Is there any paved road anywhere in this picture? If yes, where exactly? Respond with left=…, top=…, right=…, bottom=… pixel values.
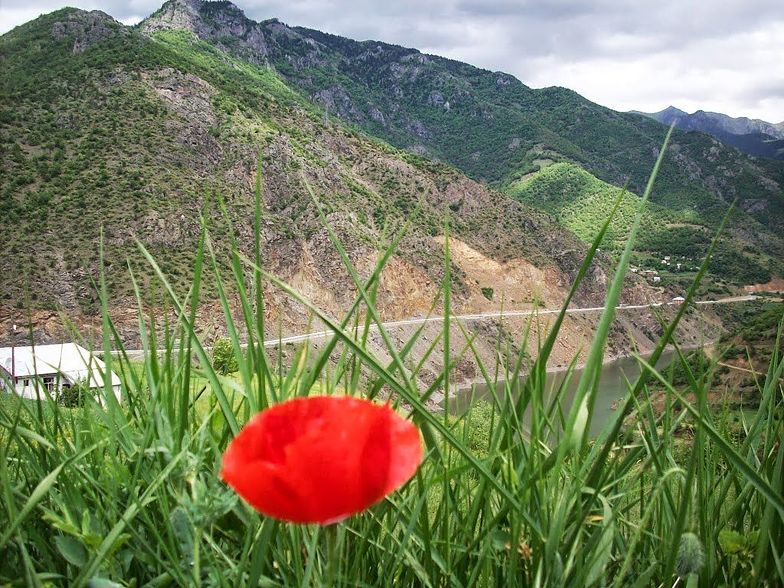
left=258, top=294, right=761, bottom=348
left=715, top=361, right=784, bottom=382
left=111, top=294, right=763, bottom=356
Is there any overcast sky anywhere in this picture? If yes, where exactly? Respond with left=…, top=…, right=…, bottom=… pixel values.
left=2, top=0, right=782, bottom=122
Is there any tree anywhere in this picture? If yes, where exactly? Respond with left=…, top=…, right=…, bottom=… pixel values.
left=212, top=337, right=239, bottom=375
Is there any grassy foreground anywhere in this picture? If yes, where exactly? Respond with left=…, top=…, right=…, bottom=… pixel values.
left=1, top=142, right=783, bottom=587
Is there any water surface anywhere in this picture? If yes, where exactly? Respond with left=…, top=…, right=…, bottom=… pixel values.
left=448, top=349, right=678, bottom=436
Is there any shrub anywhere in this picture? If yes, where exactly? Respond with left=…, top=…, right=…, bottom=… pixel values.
left=212, top=337, right=239, bottom=375
left=57, top=380, right=89, bottom=407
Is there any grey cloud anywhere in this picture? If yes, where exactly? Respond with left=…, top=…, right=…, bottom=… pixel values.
left=455, top=0, right=598, bottom=19
left=732, top=78, right=784, bottom=107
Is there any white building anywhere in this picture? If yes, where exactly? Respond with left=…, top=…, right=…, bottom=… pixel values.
left=0, top=343, right=121, bottom=403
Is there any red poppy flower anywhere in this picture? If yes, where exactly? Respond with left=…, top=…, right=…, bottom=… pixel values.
left=221, top=396, right=423, bottom=524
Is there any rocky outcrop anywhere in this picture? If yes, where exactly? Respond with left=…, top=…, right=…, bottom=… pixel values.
left=51, top=9, right=129, bottom=53
left=140, top=0, right=271, bottom=62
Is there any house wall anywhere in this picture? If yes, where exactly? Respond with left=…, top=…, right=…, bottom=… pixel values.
left=11, top=374, right=65, bottom=400
left=2, top=375, right=122, bottom=403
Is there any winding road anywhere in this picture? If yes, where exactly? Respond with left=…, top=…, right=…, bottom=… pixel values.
left=110, top=294, right=765, bottom=357
left=258, top=295, right=761, bottom=348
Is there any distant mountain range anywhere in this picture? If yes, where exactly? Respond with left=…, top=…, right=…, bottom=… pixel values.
left=632, top=106, right=784, bottom=160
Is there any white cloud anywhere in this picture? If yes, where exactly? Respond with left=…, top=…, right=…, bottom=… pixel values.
left=519, top=21, right=784, bottom=121
left=1, top=0, right=782, bottom=122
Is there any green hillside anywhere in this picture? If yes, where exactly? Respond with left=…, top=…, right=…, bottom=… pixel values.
left=0, top=10, right=303, bottom=308
left=507, top=163, right=675, bottom=248
left=508, top=162, right=773, bottom=284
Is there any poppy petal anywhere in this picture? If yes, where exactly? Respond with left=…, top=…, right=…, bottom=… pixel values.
left=221, top=396, right=422, bottom=524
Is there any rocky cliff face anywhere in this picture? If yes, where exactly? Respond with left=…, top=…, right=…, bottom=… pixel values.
left=50, top=9, right=130, bottom=53
left=141, top=0, right=275, bottom=62
left=689, top=111, right=784, bottom=139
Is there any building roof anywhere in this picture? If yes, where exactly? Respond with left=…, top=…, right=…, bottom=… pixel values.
left=0, top=343, right=120, bottom=389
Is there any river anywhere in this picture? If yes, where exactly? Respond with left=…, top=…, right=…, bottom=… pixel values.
left=447, top=349, right=679, bottom=436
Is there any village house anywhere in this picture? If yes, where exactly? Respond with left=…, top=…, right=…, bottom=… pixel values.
left=0, top=343, right=121, bottom=402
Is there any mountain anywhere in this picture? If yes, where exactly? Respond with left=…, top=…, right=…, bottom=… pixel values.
left=137, top=0, right=784, bottom=270
left=2, top=6, right=660, bottom=375
left=637, top=105, right=689, bottom=123
left=634, top=106, right=784, bottom=160
left=0, top=1, right=777, bottom=370
left=637, top=106, right=784, bottom=140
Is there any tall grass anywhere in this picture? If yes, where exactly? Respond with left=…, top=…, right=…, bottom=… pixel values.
left=1, top=134, right=783, bottom=587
